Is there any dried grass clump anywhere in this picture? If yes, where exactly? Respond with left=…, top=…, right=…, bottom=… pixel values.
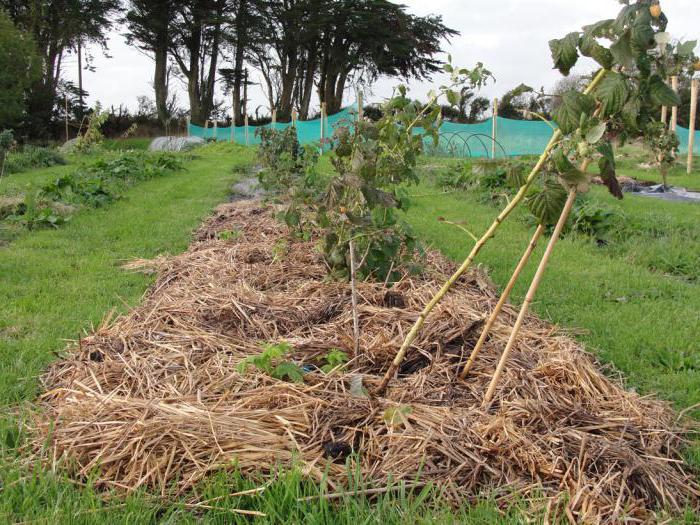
left=35, top=200, right=699, bottom=523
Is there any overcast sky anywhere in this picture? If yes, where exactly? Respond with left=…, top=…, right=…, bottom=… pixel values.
left=65, top=0, right=699, bottom=116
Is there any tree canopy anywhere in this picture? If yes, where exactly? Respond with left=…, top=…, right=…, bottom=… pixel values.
left=0, top=10, right=41, bottom=129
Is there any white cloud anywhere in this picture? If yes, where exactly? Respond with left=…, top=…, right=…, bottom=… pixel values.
left=67, top=0, right=699, bottom=115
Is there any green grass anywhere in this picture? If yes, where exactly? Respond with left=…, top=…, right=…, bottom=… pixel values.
left=102, top=137, right=154, bottom=151
left=1, top=144, right=699, bottom=523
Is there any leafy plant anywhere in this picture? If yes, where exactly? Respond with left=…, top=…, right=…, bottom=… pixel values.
left=320, top=349, right=349, bottom=374
left=236, top=342, right=304, bottom=383
left=0, top=129, right=15, bottom=178
left=644, top=120, right=679, bottom=188
left=217, top=229, right=242, bottom=241
left=74, top=104, right=109, bottom=153
left=316, top=61, right=493, bottom=281
left=4, top=146, right=66, bottom=174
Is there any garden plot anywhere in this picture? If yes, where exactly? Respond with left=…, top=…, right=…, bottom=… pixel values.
left=34, top=199, right=698, bottom=523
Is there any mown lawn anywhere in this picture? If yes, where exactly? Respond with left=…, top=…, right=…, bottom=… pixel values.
left=1, top=144, right=698, bottom=523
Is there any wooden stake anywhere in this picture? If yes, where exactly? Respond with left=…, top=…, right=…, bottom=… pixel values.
left=64, top=94, right=69, bottom=142
left=213, top=120, right=218, bottom=140
left=320, top=102, right=327, bottom=154
left=186, top=116, right=190, bottom=137
left=374, top=69, right=608, bottom=396
left=688, top=78, right=698, bottom=175
left=483, top=188, right=578, bottom=406
left=357, top=90, right=364, bottom=121
left=349, top=239, right=361, bottom=356
left=492, top=98, right=499, bottom=159
left=244, top=115, right=249, bottom=146
left=661, top=77, right=669, bottom=126
left=670, top=76, right=679, bottom=132
left=231, top=91, right=235, bottom=143
left=292, top=108, right=298, bottom=128
left=272, top=109, right=277, bottom=129
left=460, top=223, right=545, bottom=379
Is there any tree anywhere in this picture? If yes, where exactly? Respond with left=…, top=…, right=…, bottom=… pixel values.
left=167, top=0, right=231, bottom=125
left=124, top=1, right=176, bottom=125
left=498, top=83, right=549, bottom=120
left=468, top=96, right=490, bottom=123
left=1, top=0, right=120, bottom=138
left=0, top=10, right=41, bottom=129
left=251, top=0, right=457, bottom=119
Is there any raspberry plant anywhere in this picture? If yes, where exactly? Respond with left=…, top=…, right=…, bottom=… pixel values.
left=379, top=0, right=696, bottom=396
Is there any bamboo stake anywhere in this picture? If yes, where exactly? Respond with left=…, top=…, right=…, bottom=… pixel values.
left=688, top=78, right=698, bottom=175
left=660, top=77, right=669, bottom=126
left=482, top=188, right=578, bottom=406
left=492, top=98, right=499, bottom=159
left=349, top=239, right=360, bottom=355
left=670, top=76, right=679, bottom=132
left=460, top=223, right=545, bottom=379
left=213, top=120, right=218, bottom=140
left=292, top=108, right=297, bottom=128
left=374, top=68, right=608, bottom=396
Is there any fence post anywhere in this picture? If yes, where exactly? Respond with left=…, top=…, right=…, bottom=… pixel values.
left=357, top=90, right=363, bottom=121
left=230, top=93, right=235, bottom=143
left=688, top=78, right=698, bottom=175
left=64, top=94, right=69, bottom=142
left=491, top=98, right=499, bottom=159
left=292, top=108, right=297, bottom=127
left=213, top=120, right=218, bottom=140
left=272, top=109, right=277, bottom=129
left=186, top=116, right=190, bottom=137
left=671, top=76, right=679, bottom=131
left=244, top=115, right=249, bottom=146
left=320, top=102, right=327, bottom=154
left=661, top=77, right=669, bottom=126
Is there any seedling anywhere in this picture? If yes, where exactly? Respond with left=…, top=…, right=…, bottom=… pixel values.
left=236, top=342, right=304, bottom=383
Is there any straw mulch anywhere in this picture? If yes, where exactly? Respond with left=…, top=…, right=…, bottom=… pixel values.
left=35, top=199, right=699, bottom=523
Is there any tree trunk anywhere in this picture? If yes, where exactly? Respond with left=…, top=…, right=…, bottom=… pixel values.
left=154, top=40, right=169, bottom=125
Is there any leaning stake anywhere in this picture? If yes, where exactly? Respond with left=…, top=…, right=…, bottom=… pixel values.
left=482, top=188, right=577, bottom=406
left=459, top=223, right=545, bottom=380
left=374, top=69, right=607, bottom=396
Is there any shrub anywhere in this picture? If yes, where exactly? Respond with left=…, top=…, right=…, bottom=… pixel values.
left=4, top=146, right=66, bottom=174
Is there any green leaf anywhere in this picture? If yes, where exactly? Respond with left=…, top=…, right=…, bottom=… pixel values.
left=676, top=40, right=697, bottom=58
left=553, top=91, right=596, bottom=135
left=585, top=121, right=607, bottom=144
left=526, top=179, right=569, bottom=225
left=649, top=75, right=680, bottom=106
left=580, top=33, right=614, bottom=69
left=610, top=33, right=635, bottom=69
left=595, top=72, right=629, bottom=116
left=597, top=141, right=623, bottom=200
left=272, top=362, right=304, bottom=383
left=552, top=150, right=588, bottom=186
left=446, top=89, right=459, bottom=106
left=630, top=9, right=654, bottom=53
left=549, top=32, right=580, bottom=76
left=621, top=97, right=640, bottom=131
left=583, top=19, right=615, bottom=38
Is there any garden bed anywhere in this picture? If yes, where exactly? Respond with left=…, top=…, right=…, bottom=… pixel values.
left=34, top=199, right=699, bottom=523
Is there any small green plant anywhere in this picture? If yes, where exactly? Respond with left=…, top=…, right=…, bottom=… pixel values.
left=320, top=349, right=348, bottom=374
left=217, top=229, right=242, bottom=241
left=644, top=121, right=679, bottom=188
left=74, top=104, right=108, bottom=153
left=4, top=146, right=65, bottom=174
left=236, top=342, right=304, bottom=383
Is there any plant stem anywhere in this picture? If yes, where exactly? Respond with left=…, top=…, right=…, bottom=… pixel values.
left=482, top=188, right=577, bottom=407
left=459, top=223, right=545, bottom=379
left=373, top=68, right=607, bottom=396
left=349, top=239, right=361, bottom=355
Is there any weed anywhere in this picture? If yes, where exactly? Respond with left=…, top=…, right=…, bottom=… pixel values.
left=236, top=342, right=304, bottom=383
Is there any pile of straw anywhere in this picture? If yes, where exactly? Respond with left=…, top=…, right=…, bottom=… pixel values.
left=36, top=200, right=698, bottom=522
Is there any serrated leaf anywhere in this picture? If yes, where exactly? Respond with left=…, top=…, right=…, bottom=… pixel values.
left=549, top=32, right=580, bottom=76
left=597, top=141, right=623, bottom=199
left=272, top=362, right=304, bottom=383
left=580, top=33, right=614, bottom=69
left=630, top=9, right=654, bottom=53
left=621, top=97, right=640, bottom=131
left=553, top=91, right=596, bottom=135
left=649, top=75, right=680, bottom=106
left=595, top=72, right=629, bottom=116
left=526, top=179, right=569, bottom=225
left=611, top=32, right=635, bottom=69
left=677, top=40, right=697, bottom=58
left=585, top=121, right=607, bottom=144
left=583, top=19, right=615, bottom=38
left=553, top=150, right=588, bottom=186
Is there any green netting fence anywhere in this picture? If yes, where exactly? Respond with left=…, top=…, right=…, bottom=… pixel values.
left=188, top=104, right=700, bottom=158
